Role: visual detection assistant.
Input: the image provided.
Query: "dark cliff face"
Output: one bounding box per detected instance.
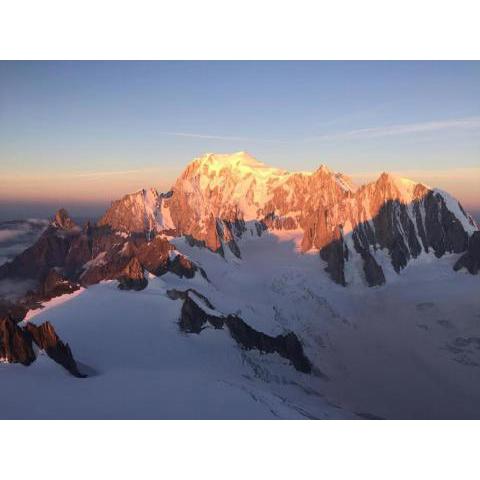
[319,228,348,287]
[117,257,148,291]
[421,192,469,256]
[25,321,85,378]
[352,231,386,287]
[224,316,312,374]
[0,316,36,365]
[135,235,172,276]
[178,292,222,333]
[176,292,312,374]
[454,231,480,274]
[312,182,475,286]
[168,255,199,279]
[40,269,79,299]
[0,316,84,377]
[0,301,28,324]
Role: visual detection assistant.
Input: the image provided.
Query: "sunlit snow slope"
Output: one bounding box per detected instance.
[1,273,350,420]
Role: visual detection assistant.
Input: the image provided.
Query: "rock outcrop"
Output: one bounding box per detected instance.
[454,231,480,274]
[52,208,78,231]
[178,292,223,333]
[40,269,79,299]
[135,235,172,276]
[25,321,85,378]
[117,257,148,291]
[177,292,312,373]
[0,301,29,324]
[168,254,200,279]
[319,228,347,286]
[0,316,36,365]
[0,316,84,377]
[224,316,312,374]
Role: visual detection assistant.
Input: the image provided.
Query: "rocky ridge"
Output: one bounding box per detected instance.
[0,210,201,321]
[0,315,84,377]
[170,289,312,374]
[98,152,479,286]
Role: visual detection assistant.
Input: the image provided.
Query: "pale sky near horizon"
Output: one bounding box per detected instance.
[0,61,479,219]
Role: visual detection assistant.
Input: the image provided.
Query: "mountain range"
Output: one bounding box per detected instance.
[0,152,479,419]
[98,151,479,284]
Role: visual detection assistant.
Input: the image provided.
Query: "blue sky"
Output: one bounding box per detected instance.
[0,61,479,218]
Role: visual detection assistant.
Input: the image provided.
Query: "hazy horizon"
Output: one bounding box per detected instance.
[1,161,479,224]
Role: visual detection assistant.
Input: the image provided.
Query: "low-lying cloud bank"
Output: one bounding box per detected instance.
[0,219,48,266]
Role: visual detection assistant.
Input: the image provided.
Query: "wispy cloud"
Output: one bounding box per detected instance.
[157,131,286,144]
[305,116,480,143]
[71,169,147,179]
[157,116,480,145]
[158,131,252,141]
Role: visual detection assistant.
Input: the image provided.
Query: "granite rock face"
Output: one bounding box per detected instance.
[319,227,348,286]
[40,269,79,299]
[454,231,480,274]
[25,321,85,378]
[53,208,78,231]
[0,301,29,324]
[168,254,199,279]
[117,257,148,291]
[0,316,36,365]
[135,235,172,276]
[178,293,222,333]
[224,316,312,374]
[177,292,312,373]
[0,316,84,377]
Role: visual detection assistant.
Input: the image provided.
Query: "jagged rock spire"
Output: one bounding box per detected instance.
[52,208,77,230]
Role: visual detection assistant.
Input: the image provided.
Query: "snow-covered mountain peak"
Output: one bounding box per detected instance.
[171,152,296,224]
[377,171,419,188]
[315,164,332,175]
[52,208,77,231]
[98,186,174,233]
[97,152,478,286]
[182,151,289,183]
[362,171,429,204]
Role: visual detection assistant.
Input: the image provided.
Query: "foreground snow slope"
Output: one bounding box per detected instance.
[2,228,479,419]
[1,275,349,420]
